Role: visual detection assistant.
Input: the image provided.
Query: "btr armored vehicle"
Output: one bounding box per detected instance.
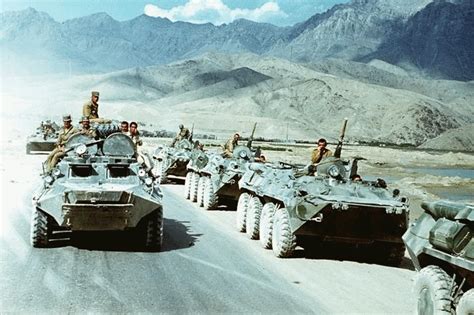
[152,139,194,184]
[403,200,473,314]
[238,157,409,265]
[31,133,163,250]
[26,120,59,154]
[183,148,211,201]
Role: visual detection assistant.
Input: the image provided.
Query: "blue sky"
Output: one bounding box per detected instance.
[0,0,349,26]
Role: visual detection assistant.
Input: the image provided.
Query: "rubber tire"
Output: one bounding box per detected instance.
[143,208,163,251]
[95,124,120,138]
[246,196,263,240]
[457,289,474,315]
[272,208,296,258]
[152,160,167,184]
[30,208,51,247]
[259,202,276,249]
[414,265,454,315]
[197,176,206,207]
[236,193,250,232]
[183,172,192,199]
[189,172,200,202]
[203,177,218,210]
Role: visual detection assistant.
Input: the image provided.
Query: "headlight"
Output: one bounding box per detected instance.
[239,150,247,158]
[75,143,87,155]
[145,177,153,186]
[52,168,61,177]
[44,175,54,184]
[138,169,146,177]
[328,165,340,178]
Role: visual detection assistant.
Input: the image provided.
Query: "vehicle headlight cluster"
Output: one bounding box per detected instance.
[328,165,340,178]
[75,143,87,155]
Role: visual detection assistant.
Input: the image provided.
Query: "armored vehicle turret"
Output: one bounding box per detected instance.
[151,139,194,184]
[31,133,163,250]
[26,120,59,154]
[237,157,409,265]
[403,200,473,314]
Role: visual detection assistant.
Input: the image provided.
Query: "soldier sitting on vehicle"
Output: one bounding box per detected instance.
[311,138,333,165]
[129,122,153,174]
[120,121,129,134]
[222,132,240,158]
[82,91,111,124]
[170,124,190,147]
[45,114,78,172]
[78,116,98,139]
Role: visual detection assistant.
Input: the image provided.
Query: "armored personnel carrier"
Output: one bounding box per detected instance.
[189,124,262,210]
[183,148,210,201]
[403,200,473,314]
[237,119,409,265]
[238,158,409,264]
[26,120,59,154]
[31,132,163,250]
[152,139,194,184]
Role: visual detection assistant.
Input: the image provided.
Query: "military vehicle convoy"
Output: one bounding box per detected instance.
[31,132,164,250]
[26,120,59,154]
[152,139,194,184]
[403,200,473,314]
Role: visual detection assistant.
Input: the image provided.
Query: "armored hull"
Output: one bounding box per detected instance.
[31,133,163,250]
[26,135,57,154]
[152,139,193,183]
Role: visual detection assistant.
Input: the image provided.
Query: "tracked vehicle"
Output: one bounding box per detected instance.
[403,200,473,314]
[31,132,163,250]
[26,120,59,154]
[237,119,409,265]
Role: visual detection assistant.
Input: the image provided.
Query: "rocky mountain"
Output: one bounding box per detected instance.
[363,0,474,80]
[1,1,473,80]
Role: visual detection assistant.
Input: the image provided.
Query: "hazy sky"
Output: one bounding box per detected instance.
[0,0,350,26]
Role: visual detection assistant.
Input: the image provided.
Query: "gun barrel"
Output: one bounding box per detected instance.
[339,118,348,141]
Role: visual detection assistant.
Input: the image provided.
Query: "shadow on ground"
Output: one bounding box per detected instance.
[46,218,202,253]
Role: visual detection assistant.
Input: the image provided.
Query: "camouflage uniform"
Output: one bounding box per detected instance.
[171,127,190,147]
[223,136,238,158]
[45,117,78,172]
[311,148,333,164]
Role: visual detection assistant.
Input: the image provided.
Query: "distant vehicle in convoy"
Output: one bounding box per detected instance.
[185,123,262,210]
[403,200,473,315]
[31,132,163,250]
[152,139,194,184]
[26,120,60,154]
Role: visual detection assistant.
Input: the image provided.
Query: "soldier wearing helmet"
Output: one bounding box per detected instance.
[171,124,190,147]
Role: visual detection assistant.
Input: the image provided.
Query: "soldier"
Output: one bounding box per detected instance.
[170,124,190,147]
[120,121,129,134]
[311,138,333,165]
[45,114,78,172]
[223,132,240,158]
[83,91,100,121]
[129,121,143,150]
[78,116,97,139]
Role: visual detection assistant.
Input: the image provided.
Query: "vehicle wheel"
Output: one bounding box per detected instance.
[246,196,263,240]
[152,160,167,184]
[183,172,192,199]
[236,192,250,232]
[457,289,474,315]
[196,176,206,207]
[143,208,163,251]
[189,172,200,202]
[95,123,120,138]
[259,202,276,249]
[203,177,218,210]
[414,265,454,315]
[272,208,296,258]
[30,207,51,247]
